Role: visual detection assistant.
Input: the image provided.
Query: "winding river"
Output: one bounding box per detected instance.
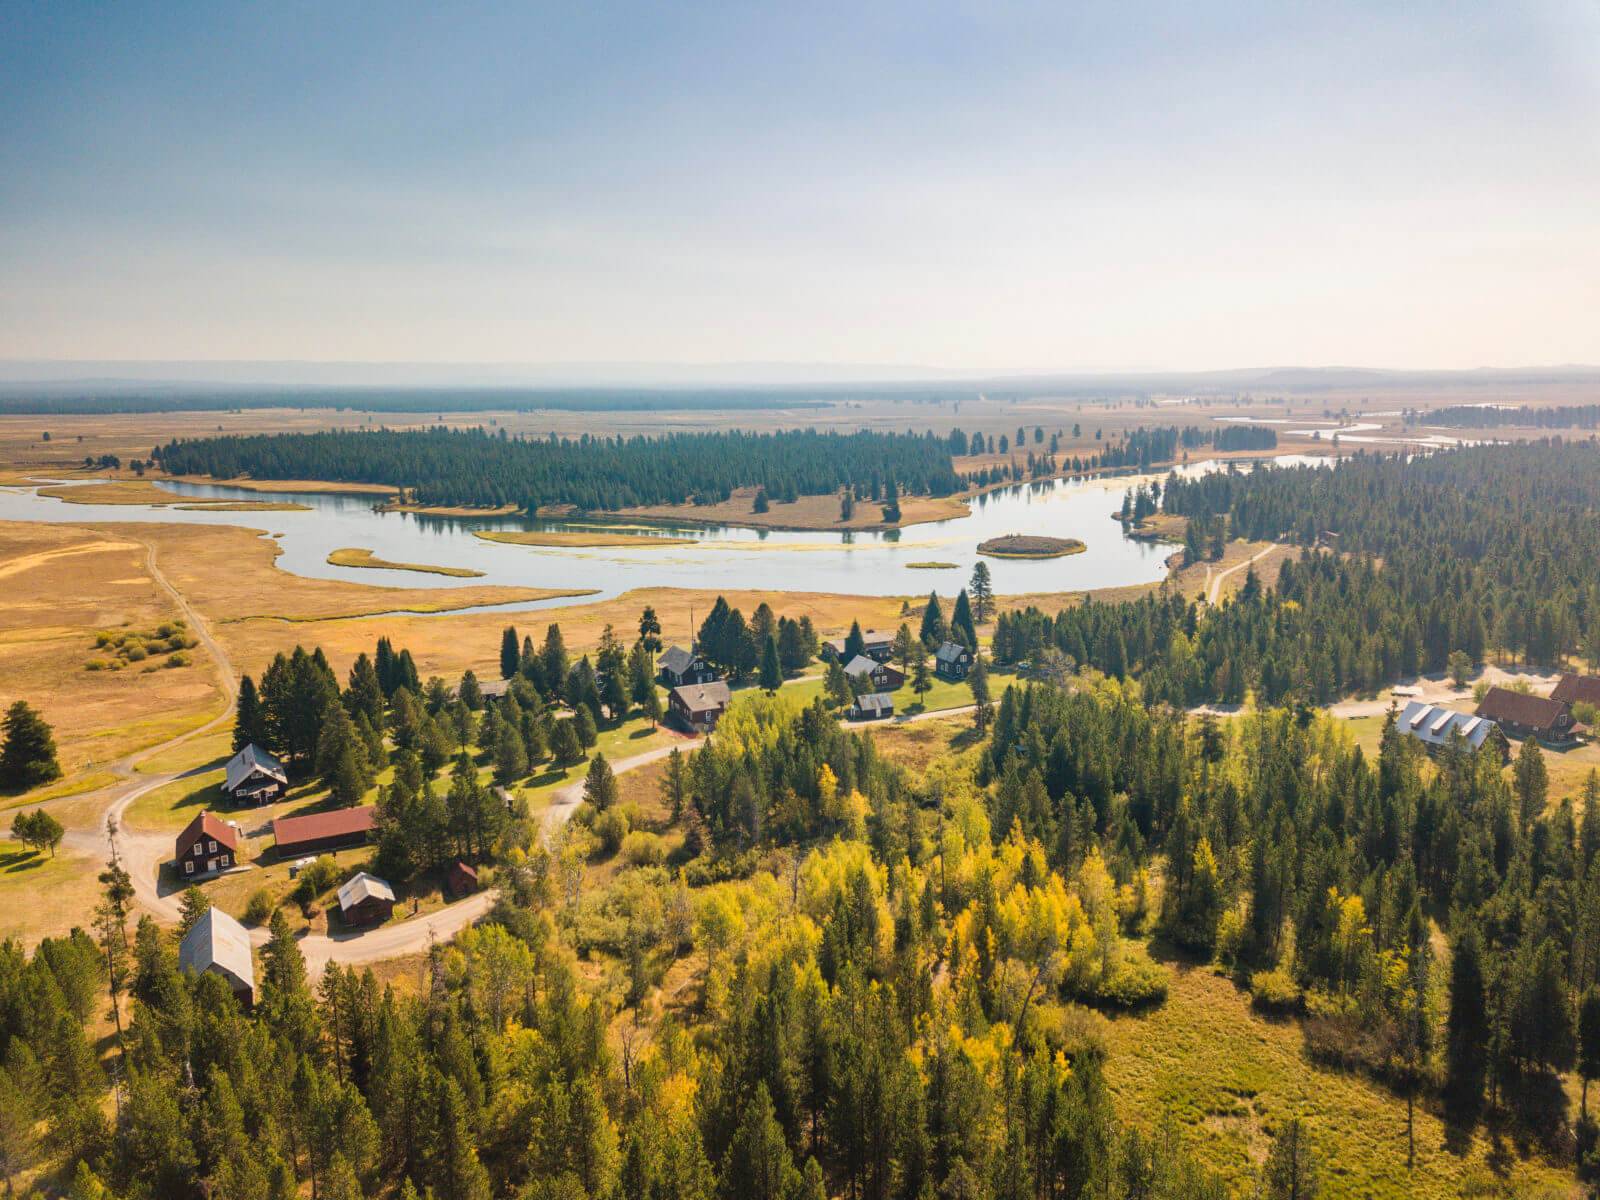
[0,457,1314,612]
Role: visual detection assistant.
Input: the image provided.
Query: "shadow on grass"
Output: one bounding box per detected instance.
[1,847,45,873]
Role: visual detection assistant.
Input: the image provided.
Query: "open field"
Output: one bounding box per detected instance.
[327,547,486,577]
[475,528,695,549]
[1100,953,1577,1197]
[0,522,227,800]
[0,837,106,943]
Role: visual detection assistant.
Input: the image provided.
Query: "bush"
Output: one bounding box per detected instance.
[292,855,341,910]
[1089,947,1168,1009]
[1575,700,1599,728]
[164,652,190,668]
[1248,968,1302,1014]
[124,643,148,662]
[242,889,275,925]
[1214,906,1247,969]
[621,831,666,867]
[595,807,631,855]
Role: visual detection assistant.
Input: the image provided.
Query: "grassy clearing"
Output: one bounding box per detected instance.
[615,487,970,533]
[134,727,236,776]
[1099,953,1576,1197]
[475,529,694,549]
[0,838,106,943]
[905,561,960,569]
[327,547,486,577]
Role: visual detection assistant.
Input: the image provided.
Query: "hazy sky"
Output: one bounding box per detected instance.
[2,1,1597,375]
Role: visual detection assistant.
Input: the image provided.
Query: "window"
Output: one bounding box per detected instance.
[184,861,193,874]
[194,844,203,856]
[219,855,229,868]
[208,840,217,853]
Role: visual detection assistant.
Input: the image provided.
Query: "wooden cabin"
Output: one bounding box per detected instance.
[175,811,241,879]
[336,871,396,927]
[1474,687,1578,745]
[849,692,895,721]
[844,655,905,691]
[934,641,972,680]
[178,908,255,1006]
[446,860,480,899]
[221,743,287,804]
[669,681,732,733]
[658,645,719,687]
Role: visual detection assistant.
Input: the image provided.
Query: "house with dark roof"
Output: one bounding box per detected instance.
[1552,674,1600,711]
[1475,686,1578,745]
[850,692,895,721]
[844,654,904,691]
[934,641,971,680]
[221,743,287,804]
[337,871,396,927]
[179,908,255,1006]
[669,680,731,733]
[175,812,241,879]
[658,645,719,687]
[823,631,894,663]
[272,805,377,858]
[1397,700,1509,761]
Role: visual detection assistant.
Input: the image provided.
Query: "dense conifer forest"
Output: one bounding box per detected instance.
[995,441,1600,705]
[154,427,964,512]
[1413,404,1600,430]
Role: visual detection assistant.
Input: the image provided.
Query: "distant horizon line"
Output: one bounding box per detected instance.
[3,359,1599,392]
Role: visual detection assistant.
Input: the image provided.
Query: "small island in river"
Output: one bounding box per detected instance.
[977,534,1087,559]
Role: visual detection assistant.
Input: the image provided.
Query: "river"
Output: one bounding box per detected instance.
[0,457,1314,612]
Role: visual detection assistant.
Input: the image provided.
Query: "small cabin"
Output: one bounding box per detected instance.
[850,692,895,721]
[175,811,241,879]
[1552,674,1600,711]
[336,871,396,927]
[844,655,905,691]
[446,860,480,899]
[658,645,719,688]
[179,908,255,1007]
[934,641,971,680]
[823,631,894,663]
[221,743,287,804]
[669,681,732,733]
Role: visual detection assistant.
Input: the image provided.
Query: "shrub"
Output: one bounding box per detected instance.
[621,831,666,867]
[124,643,148,662]
[1248,968,1302,1014]
[165,652,190,668]
[292,855,341,910]
[1214,906,1247,969]
[595,807,631,855]
[1089,946,1168,1009]
[242,889,275,925]
[1575,700,1599,728]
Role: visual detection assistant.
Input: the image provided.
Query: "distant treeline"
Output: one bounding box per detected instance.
[1413,404,1600,431]
[1212,423,1278,451]
[994,440,1600,706]
[155,425,963,511]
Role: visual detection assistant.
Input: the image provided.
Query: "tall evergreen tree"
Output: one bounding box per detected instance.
[233,675,263,753]
[500,626,520,680]
[0,701,61,792]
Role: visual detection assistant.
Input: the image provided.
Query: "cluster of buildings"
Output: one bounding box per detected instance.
[1396,672,1597,758]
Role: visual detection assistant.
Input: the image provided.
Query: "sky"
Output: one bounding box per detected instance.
[1,1,1597,378]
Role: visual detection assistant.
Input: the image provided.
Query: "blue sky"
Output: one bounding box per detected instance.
[1,1,1596,375]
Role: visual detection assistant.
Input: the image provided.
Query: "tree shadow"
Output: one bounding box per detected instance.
[1,847,45,873]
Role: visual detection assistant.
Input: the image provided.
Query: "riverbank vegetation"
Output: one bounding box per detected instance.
[325,548,485,577]
[978,534,1087,559]
[474,528,694,549]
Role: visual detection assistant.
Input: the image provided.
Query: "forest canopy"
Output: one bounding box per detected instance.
[154,426,964,513]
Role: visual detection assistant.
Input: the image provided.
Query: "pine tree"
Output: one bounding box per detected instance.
[919,592,946,649]
[1580,986,1600,1119]
[1260,1117,1319,1200]
[233,675,263,752]
[500,626,520,680]
[493,721,529,786]
[177,886,211,939]
[911,657,932,704]
[661,748,687,821]
[969,560,994,621]
[638,606,662,655]
[760,636,783,693]
[951,588,977,649]
[584,752,618,811]
[844,620,866,663]
[1514,737,1549,827]
[0,701,61,792]
[551,717,583,766]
